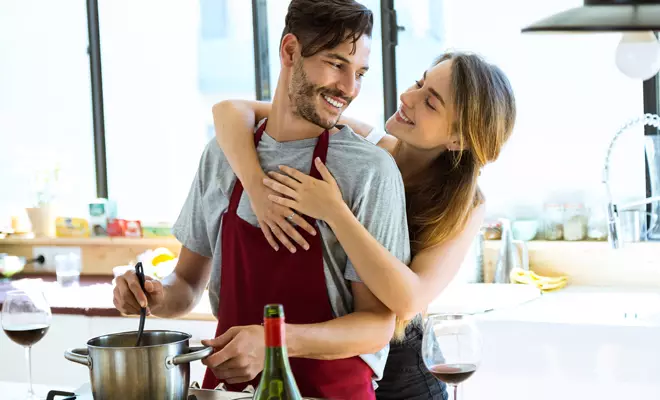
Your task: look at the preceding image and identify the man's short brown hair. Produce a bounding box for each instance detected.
[281,0,373,57]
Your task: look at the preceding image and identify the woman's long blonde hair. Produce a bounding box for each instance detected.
[393,52,517,339]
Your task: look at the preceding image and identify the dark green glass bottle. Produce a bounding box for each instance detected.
[254,304,302,400]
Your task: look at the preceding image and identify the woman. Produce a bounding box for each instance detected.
[212,51,516,399]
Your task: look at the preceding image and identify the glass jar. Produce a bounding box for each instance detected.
[563,203,588,241]
[543,204,564,240]
[587,204,609,241]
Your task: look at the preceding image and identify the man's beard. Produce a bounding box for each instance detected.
[288,60,351,130]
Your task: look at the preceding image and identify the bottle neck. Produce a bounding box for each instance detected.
[263,316,293,374]
[257,314,301,399]
[264,316,286,350]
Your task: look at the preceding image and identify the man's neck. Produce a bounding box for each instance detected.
[266,89,327,142]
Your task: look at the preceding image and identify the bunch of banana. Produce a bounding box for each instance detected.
[509,267,568,292]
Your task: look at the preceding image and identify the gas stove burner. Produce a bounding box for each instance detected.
[46,390,77,400]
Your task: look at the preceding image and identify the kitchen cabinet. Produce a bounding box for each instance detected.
[462,287,660,400]
[0,314,89,386]
[464,319,660,400]
[0,314,217,388]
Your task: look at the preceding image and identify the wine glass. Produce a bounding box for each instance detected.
[2,289,52,399]
[421,314,482,400]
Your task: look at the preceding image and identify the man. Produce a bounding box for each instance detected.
[112,1,410,398]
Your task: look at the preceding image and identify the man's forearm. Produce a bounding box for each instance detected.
[151,272,203,319]
[286,311,395,360]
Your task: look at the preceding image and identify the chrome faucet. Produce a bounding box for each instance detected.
[603,113,660,249]
[493,218,529,283]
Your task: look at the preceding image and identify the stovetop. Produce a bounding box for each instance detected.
[45,383,253,400]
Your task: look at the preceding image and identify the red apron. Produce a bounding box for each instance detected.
[202,120,375,399]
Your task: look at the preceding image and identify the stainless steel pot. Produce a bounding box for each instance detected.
[64,330,213,400]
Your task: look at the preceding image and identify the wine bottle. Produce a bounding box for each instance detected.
[254,304,302,400]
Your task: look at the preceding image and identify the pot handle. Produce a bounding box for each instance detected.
[166,346,214,368]
[64,348,92,368]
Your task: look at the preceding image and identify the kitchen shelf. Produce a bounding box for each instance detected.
[0,236,181,247]
[3,237,657,249]
[483,239,659,250]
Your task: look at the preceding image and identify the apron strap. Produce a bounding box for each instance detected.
[309,129,329,179]
[227,119,330,216]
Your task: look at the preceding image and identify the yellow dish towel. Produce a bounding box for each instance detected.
[509,267,568,292]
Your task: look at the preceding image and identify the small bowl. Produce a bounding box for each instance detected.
[512,220,539,241]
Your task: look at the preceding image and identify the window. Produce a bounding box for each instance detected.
[200,0,229,40]
[0,1,96,218]
[267,0,386,131]
[2,0,653,232]
[394,0,646,218]
[342,0,385,130]
[99,0,256,223]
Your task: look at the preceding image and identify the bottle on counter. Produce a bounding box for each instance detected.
[254,304,302,400]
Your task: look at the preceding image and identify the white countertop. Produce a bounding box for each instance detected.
[425,282,660,328]
[476,285,660,327]
[427,282,543,315]
[10,276,660,328]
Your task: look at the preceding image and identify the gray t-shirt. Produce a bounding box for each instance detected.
[173,121,411,381]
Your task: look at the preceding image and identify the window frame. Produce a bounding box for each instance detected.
[85,0,657,209]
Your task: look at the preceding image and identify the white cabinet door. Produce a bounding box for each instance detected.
[464,320,660,400]
[0,314,91,387]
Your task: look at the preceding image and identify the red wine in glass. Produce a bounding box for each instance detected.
[429,363,477,385]
[1,289,52,399]
[422,314,482,400]
[4,324,50,347]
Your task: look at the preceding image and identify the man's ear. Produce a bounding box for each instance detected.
[280,33,300,68]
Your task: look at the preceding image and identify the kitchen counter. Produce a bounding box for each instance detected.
[477,285,660,327]
[0,274,216,321]
[1,275,545,323]
[4,274,660,328]
[0,381,253,400]
[2,280,660,400]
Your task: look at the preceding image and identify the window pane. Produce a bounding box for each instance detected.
[0,1,96,219]
[100,0,255,223]
[267,0,385,130]
[394,0,646,217]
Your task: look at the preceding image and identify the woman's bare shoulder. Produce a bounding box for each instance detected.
[378,133,398,155]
